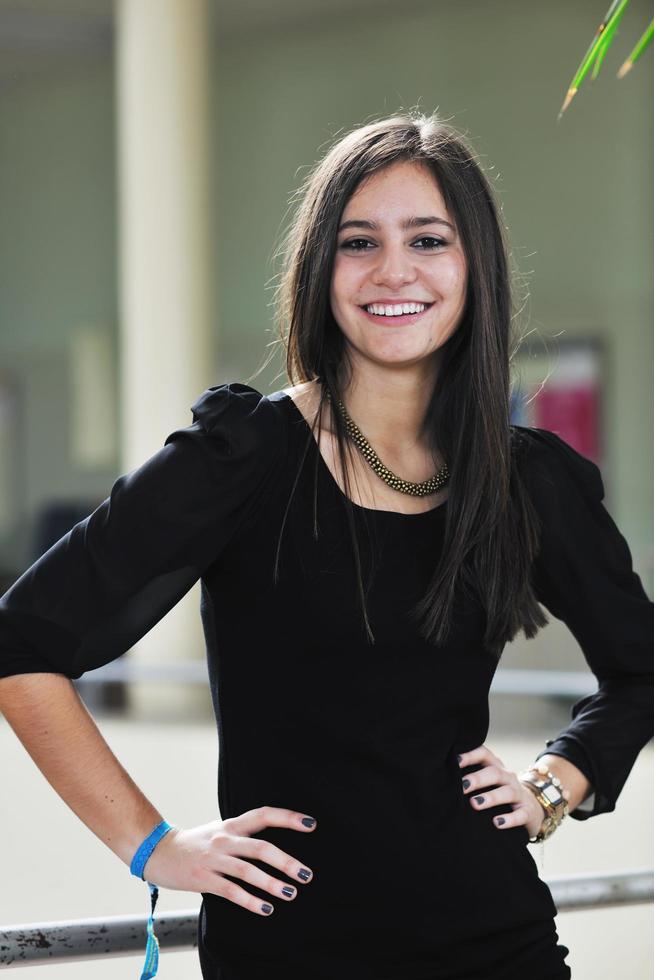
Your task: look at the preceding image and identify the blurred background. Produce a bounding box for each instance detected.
[0,0,652,977]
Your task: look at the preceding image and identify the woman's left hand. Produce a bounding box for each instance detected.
[458,744,547,839]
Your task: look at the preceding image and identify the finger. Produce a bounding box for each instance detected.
[461,763,507,794]
[203,873,277,917]
[458,745,504,769]
[217,854,299,903]
[466,784,517,811]
[492,804,531,830]
[225,805,318,838]
[227,834,314,885]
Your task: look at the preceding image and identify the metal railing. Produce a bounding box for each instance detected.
[75,661,601,696]
[2,869,653,968]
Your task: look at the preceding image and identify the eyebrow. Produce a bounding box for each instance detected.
[337,215,455,234]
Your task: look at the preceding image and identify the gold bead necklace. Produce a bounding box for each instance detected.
[326,390,449,498]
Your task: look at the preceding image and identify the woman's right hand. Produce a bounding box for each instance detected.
[141,806,317,916]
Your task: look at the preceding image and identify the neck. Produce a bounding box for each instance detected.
[333,360,440,453]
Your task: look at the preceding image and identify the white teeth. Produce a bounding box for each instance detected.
[365,302,427,316]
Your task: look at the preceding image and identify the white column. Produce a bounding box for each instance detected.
[115,0,213,719]
[69,327,118,469]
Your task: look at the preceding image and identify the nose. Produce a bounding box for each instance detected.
[370,242,418,288]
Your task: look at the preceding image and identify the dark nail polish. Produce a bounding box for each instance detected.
[462,778,470,789]
[302,816,316,827]
[282,886,296,897]
[298,868,312,881]
[496,817,505,826]
[457,754,463,763]
[474,795,485,804]
[261,903,273,914]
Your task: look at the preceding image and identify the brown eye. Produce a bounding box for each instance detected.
[413,236,447,250]
[340,239,372,251]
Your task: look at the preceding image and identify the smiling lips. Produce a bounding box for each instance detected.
[360,300,434,324]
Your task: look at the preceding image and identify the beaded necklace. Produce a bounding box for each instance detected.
[325,390,449,498]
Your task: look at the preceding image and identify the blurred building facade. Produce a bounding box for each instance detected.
[0,0,652,707]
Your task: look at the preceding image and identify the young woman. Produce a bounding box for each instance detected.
[1,113,653,980]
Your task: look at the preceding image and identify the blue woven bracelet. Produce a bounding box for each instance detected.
[130,820,175,980]
[130,820,174,880]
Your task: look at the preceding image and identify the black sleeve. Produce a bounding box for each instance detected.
[0,383,285,681]
[516,425,654,820]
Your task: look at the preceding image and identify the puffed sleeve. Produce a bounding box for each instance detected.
[0,382,285,681]
[514,425,654,820]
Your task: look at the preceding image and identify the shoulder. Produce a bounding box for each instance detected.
[155,381,288,494]
[511,424,605,515]
[275,380,336,434]
[181,381,290,478]
[189,381,287,454]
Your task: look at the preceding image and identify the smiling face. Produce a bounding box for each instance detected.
[330,159,468,377]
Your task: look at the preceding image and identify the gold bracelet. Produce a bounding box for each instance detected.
[518,762,570,843]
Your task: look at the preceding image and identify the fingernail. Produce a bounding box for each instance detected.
[298,868,312,881]
[462,778,470,789]
[261,903,273,914]
[302,816,316,827]
[495,817,505,826]
[457,754,463,763]
[473,795,485,805]
[282,886,296,897]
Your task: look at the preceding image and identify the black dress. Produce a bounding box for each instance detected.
[2,382,653,980]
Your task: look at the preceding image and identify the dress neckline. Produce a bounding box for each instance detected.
[275,390,448,521]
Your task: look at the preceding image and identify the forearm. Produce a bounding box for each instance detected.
[0,672,163,867]
[533,752,593,815]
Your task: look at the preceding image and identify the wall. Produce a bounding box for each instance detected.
[0,0,652,574]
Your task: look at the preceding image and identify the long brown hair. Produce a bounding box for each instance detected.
[262,110,548,658]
